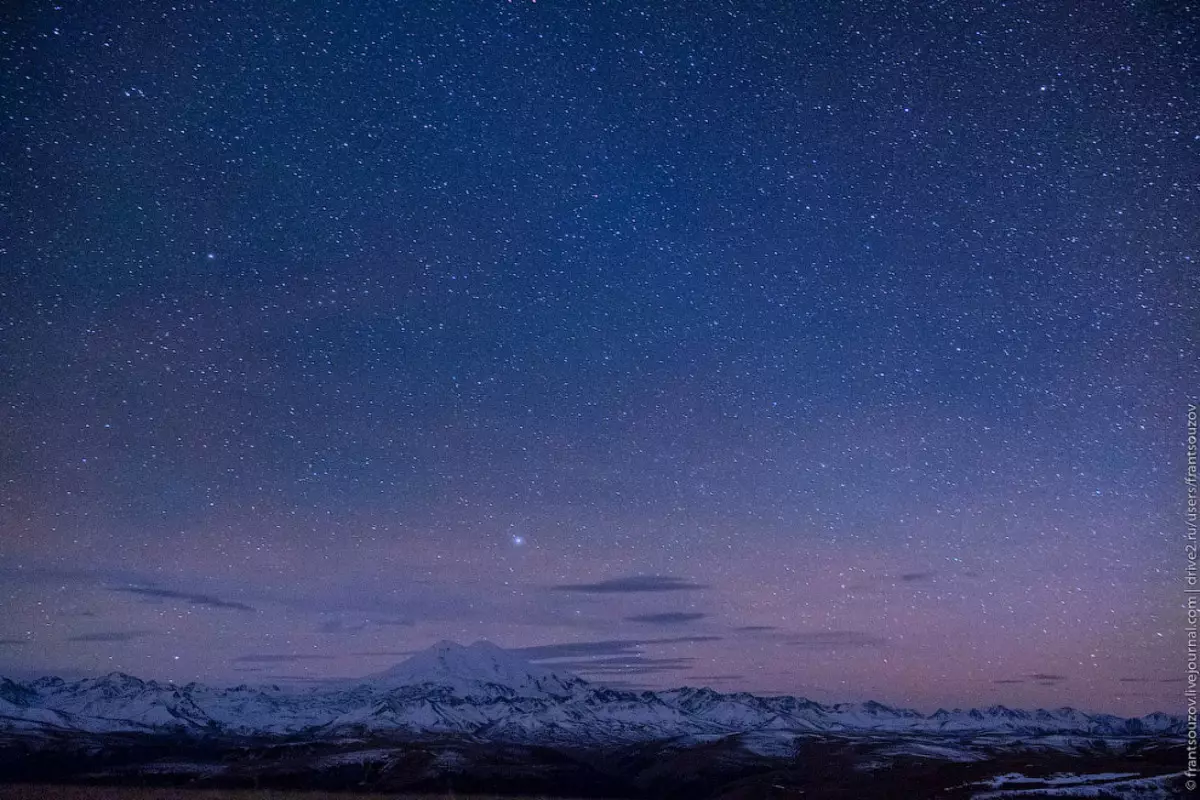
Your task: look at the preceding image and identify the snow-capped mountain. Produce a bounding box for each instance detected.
[366,640,587,698]
[0,641,1183,742]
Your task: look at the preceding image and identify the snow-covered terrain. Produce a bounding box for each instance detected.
[969,771,1186,798]
[0,640,1184,744]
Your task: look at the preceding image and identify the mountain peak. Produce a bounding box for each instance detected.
[0,661,1183,741]
[97,671,144,683]
[367,640,585,698]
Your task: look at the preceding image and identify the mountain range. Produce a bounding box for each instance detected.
[0,640,1182,743]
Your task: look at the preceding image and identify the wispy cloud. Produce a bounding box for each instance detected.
[316,619,367,634]
[67,631,154,642]
[785,631,887,648]
[625,612,707,625]
[550,575,709,593]
[1027,672,1067,683]
[513,640,645,660]
[733,625,777,632]
[0,566,143,584]
[113,585,255,612]
[232,654,337,664]
[513,636,721,662]
[898,571,936,583]
[0,639,30,646]
[995,673,1068,685]
[544,656,696,676]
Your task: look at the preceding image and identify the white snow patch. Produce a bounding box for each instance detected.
[737,730,801,758]
[877,741,987,762]
[971,772,1181,799]
[137,762,226,776]
[314,748,397,768]
[433,749,469,770]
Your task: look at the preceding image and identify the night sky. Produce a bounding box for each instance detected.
[1,1,1195,716]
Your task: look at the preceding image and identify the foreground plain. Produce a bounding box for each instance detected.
[0,788,589,800]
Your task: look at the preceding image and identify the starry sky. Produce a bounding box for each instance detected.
[0,1,1195,716]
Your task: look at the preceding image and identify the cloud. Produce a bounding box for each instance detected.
[733,625,777,632]
[232,654,337,664]
[514,640,645,660]
[512,636,724,681]
[319,617,413,634]
[543,656,696,676]
[624,612,707,625]
[785,631,887,648]
[994,673,1068,685]
[550,575,709,593]
[0,568,254,613]
[513,636,722,662]
[0,639,29,646]
[67,631,154,642]
[316,619,367,634]
[898,571,936,583]
[0,566,142,584]
[113,585,255,612]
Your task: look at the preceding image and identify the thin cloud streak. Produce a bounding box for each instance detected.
[66,631,154,643]
[785,631,887,648]
[113,585,255,612]
[233,654,337,664]
[624,612,707,625]
[550,575,709,594]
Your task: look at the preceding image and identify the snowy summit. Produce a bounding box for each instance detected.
[367,640,586,698]
[0,641,1183,742]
